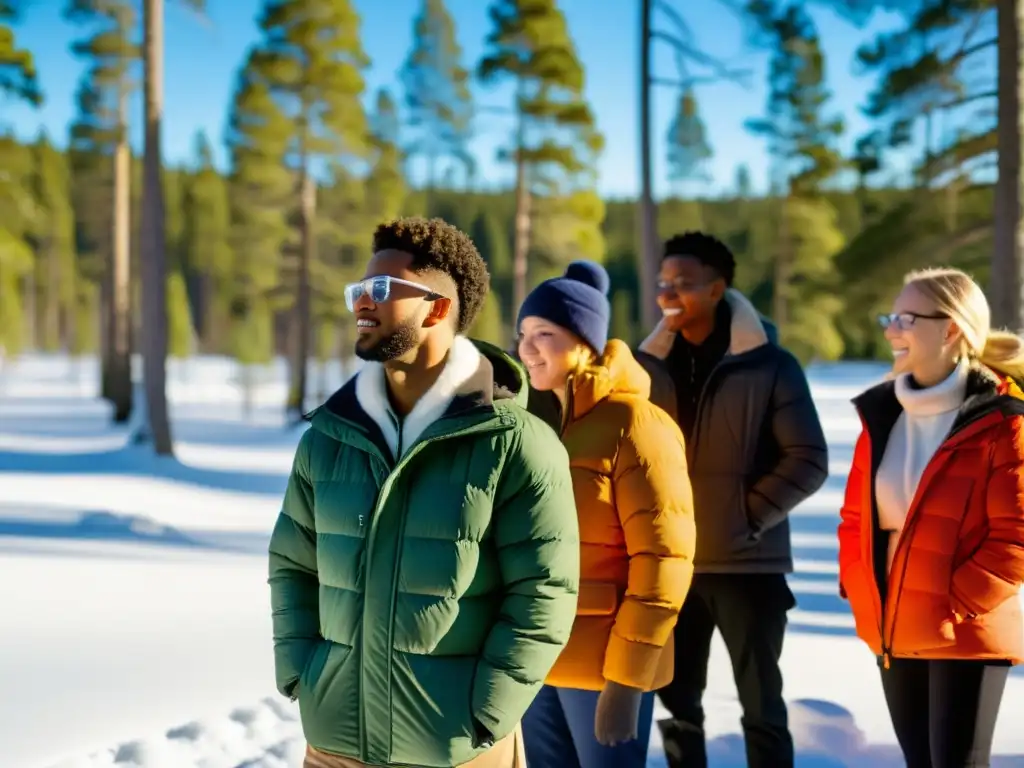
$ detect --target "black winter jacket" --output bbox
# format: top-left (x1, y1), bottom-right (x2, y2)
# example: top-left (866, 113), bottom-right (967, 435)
top-left (638, 289), bottom-right (828, 573)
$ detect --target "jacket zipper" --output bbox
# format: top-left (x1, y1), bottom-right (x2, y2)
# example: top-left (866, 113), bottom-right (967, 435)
top-left (879, 465), bottom-right (935, 668)
top-left (860, 426), bottom-right (889, 668)
top-left (687, 358), bottom-right (729, 465)
top-left (357, 417), bottom-right (512, 762)
top-left (873, 410), bottom-right (997, 668)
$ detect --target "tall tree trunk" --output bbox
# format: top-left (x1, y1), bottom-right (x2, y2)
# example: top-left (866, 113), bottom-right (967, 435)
top-left (288, 168), bottom-right (315, 422)
top-left (140, 0), bottom-right (173, 455)
top-left (993, 0), bottom-right (1024, 330)
top-left (110, 80), bottom-right (134, 422)
top-left (638, 0), bottom-right (660, 331)
top-left (511, 85), bottom-right (531, 325)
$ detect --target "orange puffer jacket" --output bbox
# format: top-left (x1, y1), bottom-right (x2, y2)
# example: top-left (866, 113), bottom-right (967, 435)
top-left (838, 366), bottom-right (1024, 666)
top-left (546, 339), bottom-right (696, 692)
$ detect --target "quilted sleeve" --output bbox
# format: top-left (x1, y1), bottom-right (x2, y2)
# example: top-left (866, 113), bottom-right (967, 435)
top-left (951, 417), bottom-right (1024, 618)
top-left (471, 414), bottom-right (580, 741)
top-left (267, 429), bottom-right (321, 698)
top-left (603, 402), bottom-right (694, 691)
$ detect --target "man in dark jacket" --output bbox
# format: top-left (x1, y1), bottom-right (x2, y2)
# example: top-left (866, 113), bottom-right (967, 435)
top-left (639, 232), bottom-right (828, 768)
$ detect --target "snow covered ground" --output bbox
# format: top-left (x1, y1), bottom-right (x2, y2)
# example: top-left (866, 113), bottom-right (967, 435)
top-left (1, 354), bottom-right (1022, 768)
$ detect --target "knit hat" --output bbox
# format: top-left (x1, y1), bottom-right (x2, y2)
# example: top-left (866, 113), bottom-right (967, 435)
top-left (517, 260), bottom-right (611, 354)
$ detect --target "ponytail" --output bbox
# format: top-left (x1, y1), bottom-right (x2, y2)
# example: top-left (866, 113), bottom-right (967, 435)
top-left (977, 329), bottom-right (1024, 381)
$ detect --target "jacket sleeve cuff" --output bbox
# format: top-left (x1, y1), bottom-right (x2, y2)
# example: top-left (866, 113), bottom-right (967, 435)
top-left (602, 633), bottom-right (663, 691)
top-left (472, 663), bottom-right (538, 742)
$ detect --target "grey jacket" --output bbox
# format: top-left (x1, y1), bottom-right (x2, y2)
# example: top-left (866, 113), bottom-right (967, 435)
top-left (639, 289), bottom-right (828, 573)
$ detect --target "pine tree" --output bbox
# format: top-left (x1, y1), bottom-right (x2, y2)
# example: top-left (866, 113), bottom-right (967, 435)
top-left (0, 1), bottom-right (41, 106)
top-left (29, 133), bottom-right (77, 352)
top-left (468, 289), bottom-right (505, 346)
top-left (0, 2), bottom-right (42, 357)
top-left (401, 0), bottom-right (473, 194)
top-left (224, 50), bottom-right (293, 390)
top-left (666, 87), bottom-right (713, 194)
top-left (0, 138), bottom-right (34, 356)
top-left (66, 0), bottom-right (138, 421)
top-left (470, 208), bottom-right (512, 319)
top-left (478, 0), bottom-right (604, 316)
top-left (745, 2), bottom-right (846, 362)
top-left (246, 0), bottom-right (371, 418)
top-left (166, 268), bottom-right (192, 357)
top-left (162, 164), bottom-right (193, 359)
top-left (366, 89), bottom-right (406, 223)
top-left (182, 131), bottom-right (232, 353)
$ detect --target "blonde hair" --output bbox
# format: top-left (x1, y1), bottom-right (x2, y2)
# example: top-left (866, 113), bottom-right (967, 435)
top-left (904, 267), bottom-right (1024, 380)
top-left (569, 343), bottom-right (597, 378)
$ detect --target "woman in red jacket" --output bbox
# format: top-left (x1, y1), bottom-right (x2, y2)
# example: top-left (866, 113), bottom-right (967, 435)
top-left (838, 267), bottom-right (1024, 767)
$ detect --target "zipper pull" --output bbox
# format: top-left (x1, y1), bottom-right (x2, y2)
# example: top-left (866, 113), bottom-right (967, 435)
top-left (882, 650), bottom-right (890, 669)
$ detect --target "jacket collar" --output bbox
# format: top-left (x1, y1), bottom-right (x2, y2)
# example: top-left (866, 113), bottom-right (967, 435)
top-left (637, 288), bottom-right (770, 361)
top-left (353, 334), bottom-right (483, 459)
top-left (854, 363), bottom-right (1024, 449)
top-left (568, 339), bottom-right (650, 422)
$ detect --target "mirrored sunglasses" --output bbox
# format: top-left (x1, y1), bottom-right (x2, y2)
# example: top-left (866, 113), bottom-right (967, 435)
top-left (344, 275), bottom-right (444, 312)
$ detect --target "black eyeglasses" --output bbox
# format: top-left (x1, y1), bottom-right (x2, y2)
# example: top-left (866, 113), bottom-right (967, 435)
top-left (344, 275), bottom-right (445, 311)
top-left (877, 312), bottom-right (947, 331)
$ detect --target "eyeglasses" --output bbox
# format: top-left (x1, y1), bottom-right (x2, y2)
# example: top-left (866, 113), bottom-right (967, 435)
top-left (877, 311), bottom-right (948, 331)
top-left (344, 275), bottom-right (445, 312)
top-left (657, 277), bottom-right (709, 293)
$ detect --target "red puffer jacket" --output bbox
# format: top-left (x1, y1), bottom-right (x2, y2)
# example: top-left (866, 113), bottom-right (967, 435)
top-left (838, 366), bottom-right (1024, 666)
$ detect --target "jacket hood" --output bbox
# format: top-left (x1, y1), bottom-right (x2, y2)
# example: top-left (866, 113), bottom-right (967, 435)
top-left (638, 288), bottom-right (773, 361)
top-left (569, 339), bottom-right (651, 421)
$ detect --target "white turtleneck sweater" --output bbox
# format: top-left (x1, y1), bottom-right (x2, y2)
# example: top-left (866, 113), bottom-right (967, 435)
top-left (876, 359), bottom-right (969, 573)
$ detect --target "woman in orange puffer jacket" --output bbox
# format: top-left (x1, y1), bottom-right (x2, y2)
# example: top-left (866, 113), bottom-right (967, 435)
top-left (516, 261), bottom-right (696, 768)
top-left (838, 267), bottom-right (1024, 768)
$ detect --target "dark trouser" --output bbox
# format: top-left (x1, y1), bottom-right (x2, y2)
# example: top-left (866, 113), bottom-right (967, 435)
top-left (521, 684), bottom-right (656, 768)
top-left (656, 573), bottom-right (796, 768)
top-left (880, 657), bottom-right (1009, 768)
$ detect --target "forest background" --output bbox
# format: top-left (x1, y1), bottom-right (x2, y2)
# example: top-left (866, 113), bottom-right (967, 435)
top-left (0, 0), bottom-right (1009, 444)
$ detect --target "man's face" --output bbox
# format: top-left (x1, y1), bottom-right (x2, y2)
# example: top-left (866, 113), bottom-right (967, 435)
top-left (655, 255), bottom-right (726, 332)
top-left (349, 249), bottom-right (452, 362)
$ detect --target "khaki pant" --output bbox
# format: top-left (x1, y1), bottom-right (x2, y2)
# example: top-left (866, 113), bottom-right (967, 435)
top-left (303, 726), bottom-right (526, 768)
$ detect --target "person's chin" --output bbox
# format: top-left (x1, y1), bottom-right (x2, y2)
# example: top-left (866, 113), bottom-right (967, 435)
top-left (891, 353), bottom-right (910, 375)
top-left (526, 372), bottom-right (553, 391)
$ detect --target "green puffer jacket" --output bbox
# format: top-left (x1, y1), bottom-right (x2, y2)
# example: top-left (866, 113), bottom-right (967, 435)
top-left (268, 339), bottom-right (580, 767)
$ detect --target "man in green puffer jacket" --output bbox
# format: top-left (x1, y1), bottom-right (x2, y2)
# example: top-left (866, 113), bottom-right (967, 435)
top-left (268, 217), bottom-right (580, 768)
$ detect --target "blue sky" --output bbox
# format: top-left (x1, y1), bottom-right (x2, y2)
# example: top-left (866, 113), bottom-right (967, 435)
top-left (3, 0), bottom-right (911, 198)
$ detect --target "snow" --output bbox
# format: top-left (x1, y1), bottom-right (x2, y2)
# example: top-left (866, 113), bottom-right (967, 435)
top-left (1, 354), bottom-right (1023, 768)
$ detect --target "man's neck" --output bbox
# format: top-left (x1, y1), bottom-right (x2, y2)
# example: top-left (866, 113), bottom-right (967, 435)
top-left (680, 312), bottom-right (718, 347)
top-left (382, 339), bottom-right (451, 417)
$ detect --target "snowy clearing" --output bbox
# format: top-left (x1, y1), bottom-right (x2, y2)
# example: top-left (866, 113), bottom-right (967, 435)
top-left (1, 354), bottom-right (1022, 767)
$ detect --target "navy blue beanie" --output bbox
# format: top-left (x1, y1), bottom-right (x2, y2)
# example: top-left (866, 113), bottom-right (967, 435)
top-left (517, 260), bottom-right (611, 354)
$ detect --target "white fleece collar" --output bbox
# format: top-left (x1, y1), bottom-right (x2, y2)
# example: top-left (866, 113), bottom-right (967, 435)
top-left (354, 335), bottom-right (482, 459)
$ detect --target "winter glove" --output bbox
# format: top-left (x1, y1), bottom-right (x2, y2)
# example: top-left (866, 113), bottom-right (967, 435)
top-left (594, 680), bottom-right (643, 746)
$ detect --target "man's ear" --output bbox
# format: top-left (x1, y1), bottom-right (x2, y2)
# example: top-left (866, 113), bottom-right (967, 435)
top-left (422, 297), bottom-right (453, 328)
top-left (708, 278), bottom-right (727, 302)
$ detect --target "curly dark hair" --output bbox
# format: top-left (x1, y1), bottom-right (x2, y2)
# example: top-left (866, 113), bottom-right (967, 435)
top-left (371, 216), bottom-right (490, 333)
top-left (662, 231), bottom-right (735, 287)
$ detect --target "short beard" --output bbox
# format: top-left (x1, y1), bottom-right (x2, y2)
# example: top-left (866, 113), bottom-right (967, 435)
top-left (354, 318), bottom-right (420, 362)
